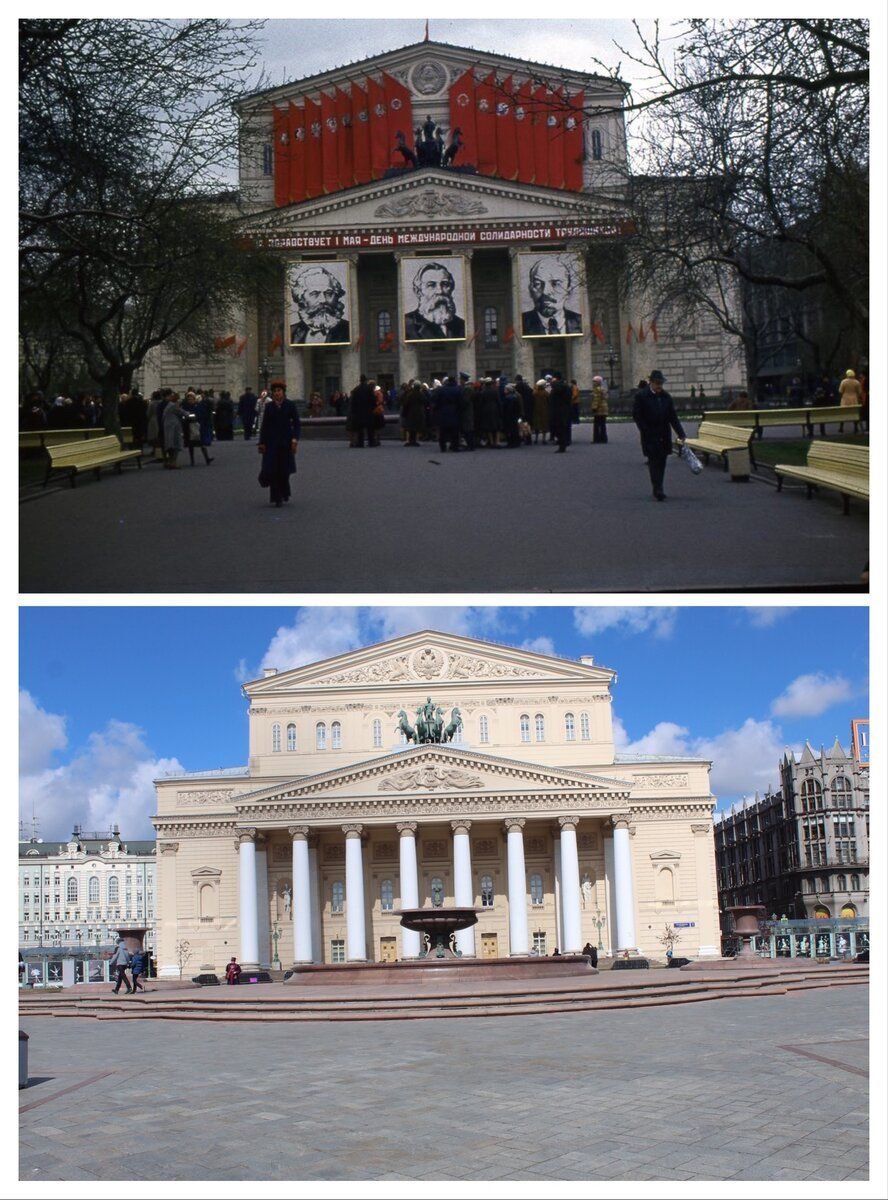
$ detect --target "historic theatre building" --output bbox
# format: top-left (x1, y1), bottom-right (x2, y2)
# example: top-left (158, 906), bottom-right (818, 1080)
top-left (143, 36), bottom-right (743, 399)
top-left (152, 632), bottom-right (721, 975)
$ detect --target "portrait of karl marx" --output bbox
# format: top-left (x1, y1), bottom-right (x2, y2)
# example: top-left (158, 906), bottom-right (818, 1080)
top-left (403, 260), bottom-right (466, 341)
top-left (288, 263), bottom-right (351, 345)
top-left (521, 255), bottom-right (583, 337)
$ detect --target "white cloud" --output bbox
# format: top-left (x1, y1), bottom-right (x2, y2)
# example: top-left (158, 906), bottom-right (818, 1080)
top-left (258, 607), bottom-right (365, 674)
top-left (744, 607), bottom-right (798, 628)
top-left (573, 606), bottom-right (678, 640)
top-left (770, 672), bottom-right (853, 718)
top-left (373, 606), bottom-right (506, 641)
top-left (20, 689), bottom-right (67, 774)
top-left (19, 699), bottom-right (182, 840)
top-left (520, 636), bottom-right (556, 656)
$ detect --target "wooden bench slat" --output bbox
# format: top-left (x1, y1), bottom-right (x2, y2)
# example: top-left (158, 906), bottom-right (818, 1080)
top-left (44, 435), bottom-right (143, 488)
top-left (774, 443), bottom-right (869, 514)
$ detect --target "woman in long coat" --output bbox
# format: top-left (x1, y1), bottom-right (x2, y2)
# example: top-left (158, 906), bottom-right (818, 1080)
top-left (161, 393), bottom-right (185, 468)
top-left (531, 380), bottom-right (550, 443)
top-left (258, 381), bottom-right (301, 507)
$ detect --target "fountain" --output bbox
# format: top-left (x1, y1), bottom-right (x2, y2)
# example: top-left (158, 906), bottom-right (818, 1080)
top-left (398, 906), bottom-right (478, 959)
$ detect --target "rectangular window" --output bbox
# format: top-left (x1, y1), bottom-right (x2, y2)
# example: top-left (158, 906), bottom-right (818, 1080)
top-left (262, 143), bottom-right (273, 175)
top-left (331, 939), bottom-right (346, 964)
top-left (532, 931), bottom-right (547, 955)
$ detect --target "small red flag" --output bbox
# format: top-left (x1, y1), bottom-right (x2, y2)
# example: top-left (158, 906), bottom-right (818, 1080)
top-left (214, 334), bottom-right (236, 351)
top-left (379, 331), bottom-right (394, 351)
top-left (269, 331), bottom-right (282, 353)
top-left (235, 337), bottom-right (248, 356)
top-left (637, 321), bottom-right (646, 342)
top-left (592, 320), bottom-right (605, 344)
top-left (502, 325), bottom-right (515, 344)
top-left (625, 323), bottom-right (634, 345)
top-left (649, 318), bottom-right (659, 342)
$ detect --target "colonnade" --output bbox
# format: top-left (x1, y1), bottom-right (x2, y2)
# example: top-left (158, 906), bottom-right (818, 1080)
top-left (236, 813), bottom-right (638, 968)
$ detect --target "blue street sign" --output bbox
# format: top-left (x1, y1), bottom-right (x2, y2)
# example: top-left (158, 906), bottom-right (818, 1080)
top-left (673, 922), bottom-right (696, 928)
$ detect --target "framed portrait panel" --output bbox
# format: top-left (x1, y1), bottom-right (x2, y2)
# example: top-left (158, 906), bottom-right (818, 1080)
top-left (400, 255), bottom-right (468, 342)
top-left (518, 251), bottom-right (584, 338)
top-left (287, 259), bottom-right (352, 347)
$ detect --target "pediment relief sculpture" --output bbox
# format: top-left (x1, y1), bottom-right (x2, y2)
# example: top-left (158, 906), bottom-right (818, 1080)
top-left (379, 766), bottom-right (484, 792)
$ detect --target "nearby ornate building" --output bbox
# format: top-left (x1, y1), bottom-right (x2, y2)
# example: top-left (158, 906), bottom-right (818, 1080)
top-left (18, 825), bottom-right (157, 981)
top-left (141, 36), bottom-right (744, 400)
top-left (714, 740), bottom-right (870, 921)
top-left (152, 631), bottom-right (721, 976)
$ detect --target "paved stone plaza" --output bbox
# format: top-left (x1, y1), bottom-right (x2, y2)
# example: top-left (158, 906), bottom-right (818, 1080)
top-left (20, 423), bottom-right (868, 593)
top-left (19, 985), bottom-right (868, 1183)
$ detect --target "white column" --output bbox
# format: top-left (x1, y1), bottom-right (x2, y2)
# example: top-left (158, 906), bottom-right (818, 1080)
top-left (237, 831), bottom-right (260, 968)
top-left (394, 251), bottom-right (420, 383)
top-left (612, 816), bottom-right (638, 955)
top-left (157, 842), bottom-right (180, 978)
top-left (308, 838), bottom-right (322, 964)
top-left (283, 259), bottom-right (307, 404)
top-left (558, 818), bottom-right (582, 953)
top-left (290, 825), bottom-right (313, 965)
top-left (566, 242), bottom-right (594, 391)
top-left (603, 833), bottom-right (616, 957)
top-left (255, 838), bottom-right (270, 968)
top-left (553, 830), bottom-right (564, 952)
top-left (397, 822), bottom-right (421, 959)
top-left (343, 825), bottom-right (367, 962)
top-left (451, 820), bottom-right (475, 957)
top-left (339, 253), bottom-right (362, 393)
top-left (455, 248), bottom-right (477, 381)
top-left (692, 823), bottom-right (721, 957)
top-left (505, 818), bottom-right (529, 955)
top-left (509, 247), bottom-right (535, 382)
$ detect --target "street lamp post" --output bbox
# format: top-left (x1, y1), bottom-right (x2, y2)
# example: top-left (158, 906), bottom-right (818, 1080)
top-left (605, 346), bottom-right (617, 391)
top-left (593, 906), bottom-right (606, 951)
top-left (271, 921), bottom-right (281, 970)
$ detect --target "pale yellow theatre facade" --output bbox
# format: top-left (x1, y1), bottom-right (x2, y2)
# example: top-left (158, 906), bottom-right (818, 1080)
top-left (153, 632), bottom-right (721, 975)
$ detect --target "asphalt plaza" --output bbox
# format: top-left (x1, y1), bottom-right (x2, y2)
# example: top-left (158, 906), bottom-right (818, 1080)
top-left (19, 423), bottom-right (868, 593)
top-left (19, 984), bottom-right (869, 1185)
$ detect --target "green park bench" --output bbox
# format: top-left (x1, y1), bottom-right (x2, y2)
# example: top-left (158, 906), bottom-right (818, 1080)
top-left (703, 405), bottom-right (862, 438)
top-left (43, 434), bottom-right (143, 488)
top-left (774, 441), bottom-right (869, 515)
top-left (684, 421), bottom-right (756, 472)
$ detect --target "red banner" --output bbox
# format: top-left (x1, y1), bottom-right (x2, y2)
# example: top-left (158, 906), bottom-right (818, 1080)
top-left (367, 76), bottom-right (389, 180)
top-left (336, 88), bottom-right (354, 189)
top-left (532, 85), bottom-right (549, 187)
top-left (564, 90), bottom-right (584, 191)
top-left (515, 79), bottom-right (535, 184)
top-left (495, 75), bottom-right (518, 182)
top-left (304, 97), bottom-right (322, 200)
top-left (547, 87), bottom-right (565, 189)
top-left (476, 73), bottom-right (497, 176)
top-left (384, 72), bottom-right (412, 174)
top-left (289, 101), bottom-right (306, 203)
top-left (351, 83), bottom-right (371, 185)
top-left (320, 91), bottom-right (338, 194)
top-left (273, 107), bottom-right (290, 208)
top-left (449, 66), bottom-right (477, 169)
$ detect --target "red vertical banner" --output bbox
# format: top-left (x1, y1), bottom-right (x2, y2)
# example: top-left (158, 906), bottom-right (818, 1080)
top-left (563, 90), bottom-right (584, 191)
top-left (515, 79), bottom-right (535, 184)
top-left (367, 76), bottom-right (389, 179)
top-left (449, 66), bottom-right (477, 168)
top-left (532, 85), bottom-right (549, 187)
top-left (304, 96), bottom-right (322, 199)
top-left (475, 72), bottom-right (497, 176)
top-left (384, 72), bottom-right (412, 169)
top-left (547, 87), bottom-right (565, 189)
top-left (273, 106), bottom-right (290, 208)
top-left (288, 102), bottom-right (306, 203)
top-left (335, 88), bottom-right (354, 189)
top-left (351, 83), bottom-right (371, 185)
top-left (495, 75), bottom-right (518, 181)
top-left (320, 91), bottom-right (338, 193)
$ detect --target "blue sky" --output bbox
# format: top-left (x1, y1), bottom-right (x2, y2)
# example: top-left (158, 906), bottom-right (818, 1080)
top-left (19, 605), bottom-right (868, 841)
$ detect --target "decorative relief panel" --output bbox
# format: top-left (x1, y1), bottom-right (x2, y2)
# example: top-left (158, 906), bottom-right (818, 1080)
top-left (374, 192), bottom-right (488, 219)
top-left (448, 654), bottom-right (552, 680)
top-left (322, 844), bottom-right (345, 863)
top-left (473, 838), bottom-right (499, 857)
top-left (177, 789), bottom-right (235, 806)
top-left (525, 836), bottom-right (548, 856)
top-left (271, 844), bottom-right (290, 863)
top-left (379, 766), bottom-right (484, 792)
top-left (578, 833), bottom-right (597, 852)
top-left (412, 646), bottom-right (445, 677)
top-left (372, 841), bottom-right (398, 861)
top-left (411, 59), bottom-right (448, 94)
top-left (632, 774), bottom-right (690, 789)
top-left (322, 654), bottom-right (414, 686)
top-left (422, 838), bottom-right (448, 860)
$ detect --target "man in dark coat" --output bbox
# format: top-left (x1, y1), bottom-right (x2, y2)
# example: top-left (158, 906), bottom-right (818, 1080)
top-left (632, 369), bottom-right (686, 500)
top-left (258, 381), bottom-right (301, 507)
top-left (214, 391), bottom-right (235, 440)
top-left (238, 387), bottom-right (258, 440)
top-left (549, 371), bottom-right (573, 452)
top-left (348, 375), bottom-right (377, 448)
top-left (431, 376), bottom-right (462, 452)
top-left (514, 373), bottom-right (534, 424)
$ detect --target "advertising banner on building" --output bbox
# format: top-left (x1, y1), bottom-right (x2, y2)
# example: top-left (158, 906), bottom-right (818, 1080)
top-left (287, 260), bottom-right (352, 346)
top-left (517, 251), bottom-right (584, 338)
top-left (399, 255), bottom-right (467, 342)
top-left (851, 718), bottom-right (869, 765)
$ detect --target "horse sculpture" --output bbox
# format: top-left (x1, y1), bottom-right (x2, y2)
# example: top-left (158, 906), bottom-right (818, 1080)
top-left (442, 707), bottom-right (462, 742)
top-left (397, 709), bottom-right (417, 743)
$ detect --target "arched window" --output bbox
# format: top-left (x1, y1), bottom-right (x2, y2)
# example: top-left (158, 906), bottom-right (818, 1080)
top-left (108, 877), bottom-right (119, 904)
top-left (564, 713), bottom-right (575, 742)
top-left (372, 719), bottom-right (383, 748)
top-left (801, 778), bottom-right (822, 812)
top-left (479, 715), bottom-right (489, 744)
top-left (534, 713), bottom-right (545, 742)
top-left (519, 714), bottom-right (530, 744)
top-left (850, 873), bottom-right (860, 891)
top-left (380, 879), bottom-right (394, 911)
top-left (530, 873), bottom-right (544, 906)
top-left (840, 902), bottom-right (857, 919)
top-left (814, 904), bottom-right (831, 919)
top-left (316, 722), bottom-right (327, 750)
top-left (831, 776), bottom-right (853, 807)
top-left (591, 128), bottom-right (603, 160)
top-left (331, 881), bottom-right (344, 913)
top-left (483, 305), bottom-right (498, 346)
top-left (271, 723), bottom-right (281, 753)
top-left (580, 712), bottom-right (591, 741)
top-left (66, 877), bottom-right (78, 903)
top-left (377, 309), bottom-right (392, 345)
top-left (835, 874), bottom-right (847, 891)
top-left (89, 876), bottom-right (99, 904)
top-left (331, 721), bottom-right (342, 749)
top-left (480, 875), bottom-right (494, 907)
top-left (286, 723), bottom-right (297, 751)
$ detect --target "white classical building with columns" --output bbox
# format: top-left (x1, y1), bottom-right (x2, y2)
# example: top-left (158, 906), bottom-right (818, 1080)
top-left (152, 631), bottom-right (721, 976)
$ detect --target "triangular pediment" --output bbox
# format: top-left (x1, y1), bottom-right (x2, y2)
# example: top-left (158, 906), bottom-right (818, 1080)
top-left (245, 630), bottom-right (615, 697)
top-left (191, 866), bottom-right (222, 878)
top-left (234, 743), bottom-right (633, 811)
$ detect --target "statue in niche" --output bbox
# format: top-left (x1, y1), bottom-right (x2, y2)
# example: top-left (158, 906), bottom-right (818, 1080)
top-left (281, 885), bottom-right (291, 917)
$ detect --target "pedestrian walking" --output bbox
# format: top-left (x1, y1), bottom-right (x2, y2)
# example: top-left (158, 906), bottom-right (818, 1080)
top-left (226, 956), bottom-right (242, 985)
top-left (161, 393), bottom-right (185, 469)
top-left (109, 938), bottom-right (133, 993)
top-left (591, 375), bottom-right (609, 443)
top-left (549, 371), bottom-right (573, 452)
top-left (632, 369), bottom-right (686, 500)
top-left (257, 381), bottom-right (300, 507)
top-left (238, 387), bottom-right (258, 440)
top-left (130, 947), bottom-right (148, 993)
